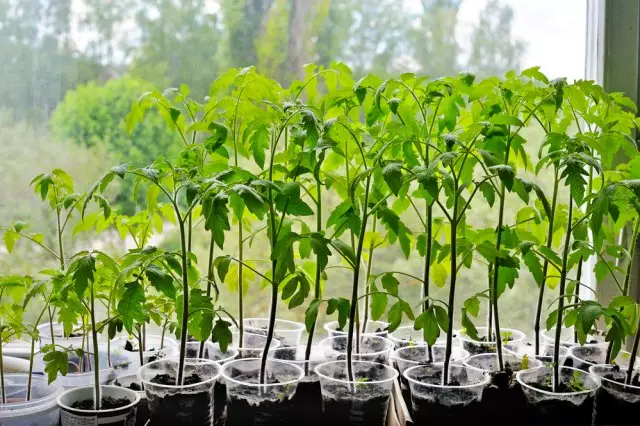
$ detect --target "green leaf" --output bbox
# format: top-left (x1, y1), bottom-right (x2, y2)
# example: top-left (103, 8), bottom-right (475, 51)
top-left (212, 320), bottom-right (232, 352)
top-left (479, 182), bottom-right (495, 207)
top-left (215, 256), bottom-right (232, 282)
top-left (117, 282), bottom-right (148, 332)
top-left (330, 239), bottom-right (357, 268)
top-left (370, 282), bottom-right (387, 321)
top-left (275, 182), bottom-right (314, 216)
top-left (202, 192), bottom-right (231, 249)
top-left (145, 265), bottom-right (177, 299)
top-left (232, 184), bottom-right (267, 219)
top-left (578, 303), bottom-right (602, 338)
top-left (305, 298), bottom-right (322, 332)
top-left (490, 114), bottom-right (524, 127)
top-left (381, 273), bottom-right (399, 296)
top-left (326, 297), bottom-right (350, 329)
top-left (433, 305), bottom-right (449, 332)
top-left (382, 162), bottom-right (403, 196)
top-left (415, 309), bottom-right (439, 346)
top-left (70, 255), bottom-right (96, 297)
top-left (3, 231), bottom-right (18, 253)
top-left (248, 125), bottom-right (269, 168)
top-left (42, 349), bottom-right (68, 384)
top-left (489, 165), bottom-right (515, 192)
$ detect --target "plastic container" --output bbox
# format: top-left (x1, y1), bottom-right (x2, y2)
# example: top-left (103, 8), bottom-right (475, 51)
top-left (403, 362), bottom-right (488, 423)
top-left (57, 385), bottom-right (140, 426)
top-left (540, 327), bottom-right (576, 351)
top-left (108, 374), bottom-right (147, 426)
top-left (393, 344), bottom-right (470, 375)
top-left (110, 335), bottom-right (177, 374)
top-left (58, 367), bottom-right (117, 390)
top-left (517, 365), bottom-right (598, 425)
top-left (567, 343), bottom-right (640, 371)
top-left (137, 357), bottom-right (220, 426)
top-left (535, 345), bottom-right (568, 366)
top-left (266, 346), bottom-right (328, 426)
top-left (231, 331), bottom-right (281, 358)
top-left (166, 341), bottom-right (238, 426)
top-left (324, 320), bottom-right (390, 339)
top-left (222, 358), bottom-right (304, 426)
top-left (242, 318), bottom-right (305, 347)
top-left (315, 360), bottom-right (397, 426)
top-left (457, 327), bottom-right (525, 356)
top-left (590, 364), bottom-right (640, 425)
top-left (37, 322), bottom-right (85, 350)
top-left (319, 335), bottom-right (394, 364)
top-left (0, 374), bottom-right (61, 426)
top-left (388, 324), bottom-right (448, 349)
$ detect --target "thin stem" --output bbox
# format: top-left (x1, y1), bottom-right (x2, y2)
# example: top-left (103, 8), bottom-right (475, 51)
top-left (0, 340), bottom-right (5, 404)
top-left (137, 331), bottom-right (144, 366)
top-left (177, 218), bottom-right (190, 385)
top-left (304, 183), bottom-right (323, 372)
top-left (0, 229), bottom-right (60, 260)
top-left (423, 202), bottom-right (434, 362)
top-left (347, 177), bottom-right (371, 382)
top-left (627, 315), bottom-right (640, 385)
top-left (27, 304), bottom-right (49, 401)
top-left (90, 278), bottom-right (101, 410)
top-left (623, 217), bottom-right (640, 297)
top-left (362, 218), bottom-right (377, 334)
top-left (535, 168), bottom-right (559, 355)
top-left (443, 178), bottom-right (458, 385)
top-left (553, 199), bottom-right (574, 392)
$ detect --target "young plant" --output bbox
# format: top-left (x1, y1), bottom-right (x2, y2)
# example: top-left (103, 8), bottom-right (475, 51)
top-left (0, 277), bottom-right (28, 403)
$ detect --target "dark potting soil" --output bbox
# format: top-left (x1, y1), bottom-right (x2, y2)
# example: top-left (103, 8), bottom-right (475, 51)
top-left (462, 334), bottom-right (514, 356)
top-left (114, 379), bottom-right (142, 392)
top-left (146, 373), bottom-right (214, 426)
top-left (213, 381), bottom-right (228, 426)
top-left (285, 380), bottom-right (324, 426)
top-left (480, 366), bottom-right (530, 426)
top-left (526, 382), bottom-right (594, 425)
top-left (145, 351), bottom-right (166, 363)
top-left (124, 340), bottom-right (158, 353)
top-left (592, 369), bottom-right (640, 425)
top-left (71, 396), bottom-right (130, 410)
top-left (321, 386), bottom-right (390, 426)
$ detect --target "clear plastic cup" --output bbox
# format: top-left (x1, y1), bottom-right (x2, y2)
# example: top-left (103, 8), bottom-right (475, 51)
top-left (57, 368), bottom-right (117, 390)
top-left (315, 360), bottom-right (397, 426)
top-left (242, 318), bottom-right (305, 347)
top-left (590, 364), bottom-right (640, 425)
top-left (137, 357), bottom-right (220, 426)
top-left (517, 366), bottom-right (598, 424)
top-left (324, 320), bottom-right (390, 338)
top-left (222, 358), bottom-right (304, 425)
top-left (110, 335), bottom-right (177, 372)
top-left (457, 327), bottom-right (526, 356)
top-left (231, 331), bottom-right (281, 358)
top-left (37, 322), bottom-right (85, 350)
top-left (0, 374), bottom-right (61, 426)
top-left (166, 341), bottom-right (239, 364)
top-left (393, 344), bottom-right (470, 376)
top-left (464, 352), bottom-right (542, 373)
top-left (388, 324), bottom-right (448, 349)
top-left (568, 343), bottom-right (640, 371)
top-left (403, 363), bottom-right (488, 424)
top-left (319, 335), bottom-right (394, 364)
top-left (540, 327), bottom-right (576, 351)
top-left (535, 345), bottom-right (569, 366)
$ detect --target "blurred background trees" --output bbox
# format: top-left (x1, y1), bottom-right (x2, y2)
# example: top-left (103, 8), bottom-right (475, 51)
top-left (0, 0), bottom-right (530, 326)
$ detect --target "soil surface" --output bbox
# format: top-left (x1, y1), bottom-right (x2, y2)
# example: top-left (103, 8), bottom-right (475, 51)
top-left (320, 385), bottom-right (390, 426)
top-left (592, 368), bottom-right (640, 425)
top-left (145, 350), bottom-right (165, 363)
top-left (526, 382), bottom-right (594, 425)
top-left (71, 396), bottom-right (130, 410)
top-left (114, 379), bottom-right (142, 391)
top-left (146, 373), bottom-right (214, 426)
top-left (480, 365), bottom-right (529, 426)
top-left (285, 380), bottom-right (324, 426)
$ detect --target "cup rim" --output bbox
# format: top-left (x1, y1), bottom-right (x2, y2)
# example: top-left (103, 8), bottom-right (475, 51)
top-left (392, 344), bottom-right (470, 366)
top-left (516, 365), bottom-right (599, 396)
top-left (314, 360), bottom-right (398, 385)
top-left (323, 320), bottom-right (390, 336)
top-left (0, 374), bottom-right (61, 412)
top-left (456, 327), bottom-right (525, 344)
top-left (136, 357), bottom-right (220, 390)
top-left (403, 362), bottom-right (490, 389)
top-left (243, 318), bottom-right (305, 332)
top-left (319, 335), bottom-right (394, 357)
top-left (463, 352), bottom-right (543, 372)
top-left (166, 341), bottom-right (240, 364)
top-left (568, 343), bottom-right (638, 366)
top-left (56, 385), bottom-right (140, 415)
top-left (589, 364), bottom-right (640, 391)
top-left (221, 357), bottom-right (305, 388)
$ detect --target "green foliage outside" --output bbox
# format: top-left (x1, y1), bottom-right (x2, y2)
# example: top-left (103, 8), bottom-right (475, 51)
top-left (51, 77), bottom-right (180, 214)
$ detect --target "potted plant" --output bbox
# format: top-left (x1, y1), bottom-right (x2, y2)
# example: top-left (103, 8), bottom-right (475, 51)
top-left (515, 79), bottom-right (637, 424)
top-left (50, 252), bottom-right (140, 425)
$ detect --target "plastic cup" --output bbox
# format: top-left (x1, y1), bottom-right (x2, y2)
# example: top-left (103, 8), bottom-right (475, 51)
top-left (315, 360), bottom-right (397, 426)
top-left (457, 327), bottom-right (526, 356)
top-left (0, 374), bottom-right (61, 426)
top-left (242, 318), bottom-right (305, 347)
top-left (590, 364), bottom-right (640, 425)
top-left (567, 343), bottom-right (640, 371)
top-left (323, 320), bottom-right (390, 339)
top-left (231, 331), bottom-right (281, 358)
top-left (57, 385), bottom-right (139, 426)
top-left (319, 335), bottom-right (394, 364)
